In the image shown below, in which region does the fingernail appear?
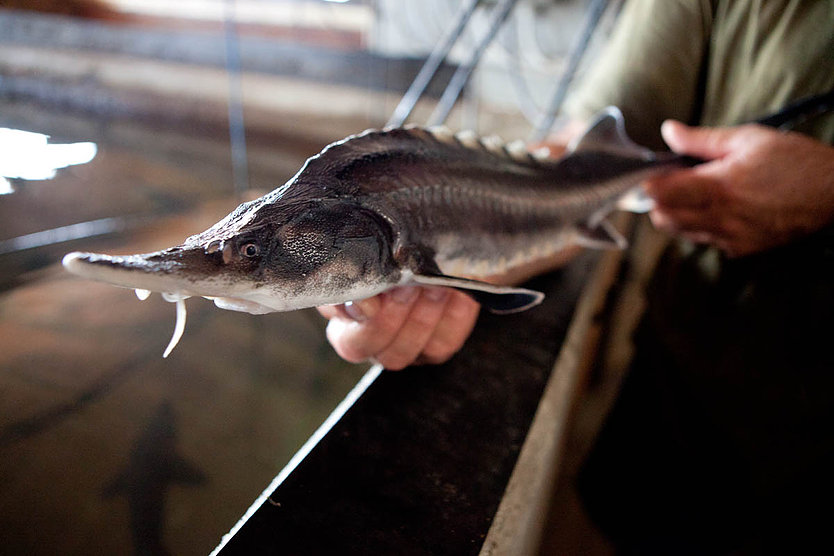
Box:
[531,146,552,159]
[344,297,379,321]
[423,287,449,303]
[343,301,366,321]
[390,286,419,304]
[661,120,686,143]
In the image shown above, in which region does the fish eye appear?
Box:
[239,242,260,258]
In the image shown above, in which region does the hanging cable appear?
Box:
[224,0,249,198]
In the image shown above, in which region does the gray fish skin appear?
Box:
[62,107,692,315]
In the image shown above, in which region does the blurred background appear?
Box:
[0,1,617,554]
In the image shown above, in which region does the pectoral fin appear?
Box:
[395,242,544,313]
[410,274,544,314]
[575,218,627,250]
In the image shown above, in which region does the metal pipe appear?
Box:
[224,0,250,197]
[0,216,151,255]
[427,0,519,127]
[386,0,481,128]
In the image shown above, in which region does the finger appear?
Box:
[325,286,421,363]
[649,210,714,246]
[420,291,480,365]
[527,143,566,159]
[650,205,730,249]
[317,295,382,321]
[374,287,452,370]
[650,205,719,234]
[678,230,716,245]
[343,296,383,321]
[317,304,343,320]
[643,171,717,210]
[649,208,678,234]
[661,120,738,160]
[325,318,364,362]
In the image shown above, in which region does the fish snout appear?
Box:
[61,245,221,294]
[63,249,182,276]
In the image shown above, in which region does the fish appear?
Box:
[102,401,207,555]
[62,107,695,357]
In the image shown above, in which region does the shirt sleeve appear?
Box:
[563,0,713,149]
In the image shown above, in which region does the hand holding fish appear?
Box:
[318,286,480,370]
[62,105,830,359]
[644,121,834,257]
[316,142,573,371]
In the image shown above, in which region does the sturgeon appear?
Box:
[62,107,694,357]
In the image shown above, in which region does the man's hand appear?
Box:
[645,121,834,257]
[317,287,480,371]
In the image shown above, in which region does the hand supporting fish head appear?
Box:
[64,199,401,315]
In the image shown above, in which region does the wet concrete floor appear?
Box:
[0,99,366,555]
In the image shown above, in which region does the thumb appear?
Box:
[661,120,736,161]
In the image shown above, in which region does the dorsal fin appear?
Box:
[282,124,537,203]
[567,106,653,160]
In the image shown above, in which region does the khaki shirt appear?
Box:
[564,0,834,148]
[563,0,834,503]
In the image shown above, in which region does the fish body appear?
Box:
[62,107,692,354]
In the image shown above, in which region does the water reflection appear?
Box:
[0,216,137,255]
[0,127,97,194]
[0,103,366,556]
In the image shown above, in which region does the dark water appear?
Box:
[0,99,366,556]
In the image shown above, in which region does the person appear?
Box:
[320,0,834,551]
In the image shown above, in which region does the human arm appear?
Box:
[644,120,834,257]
